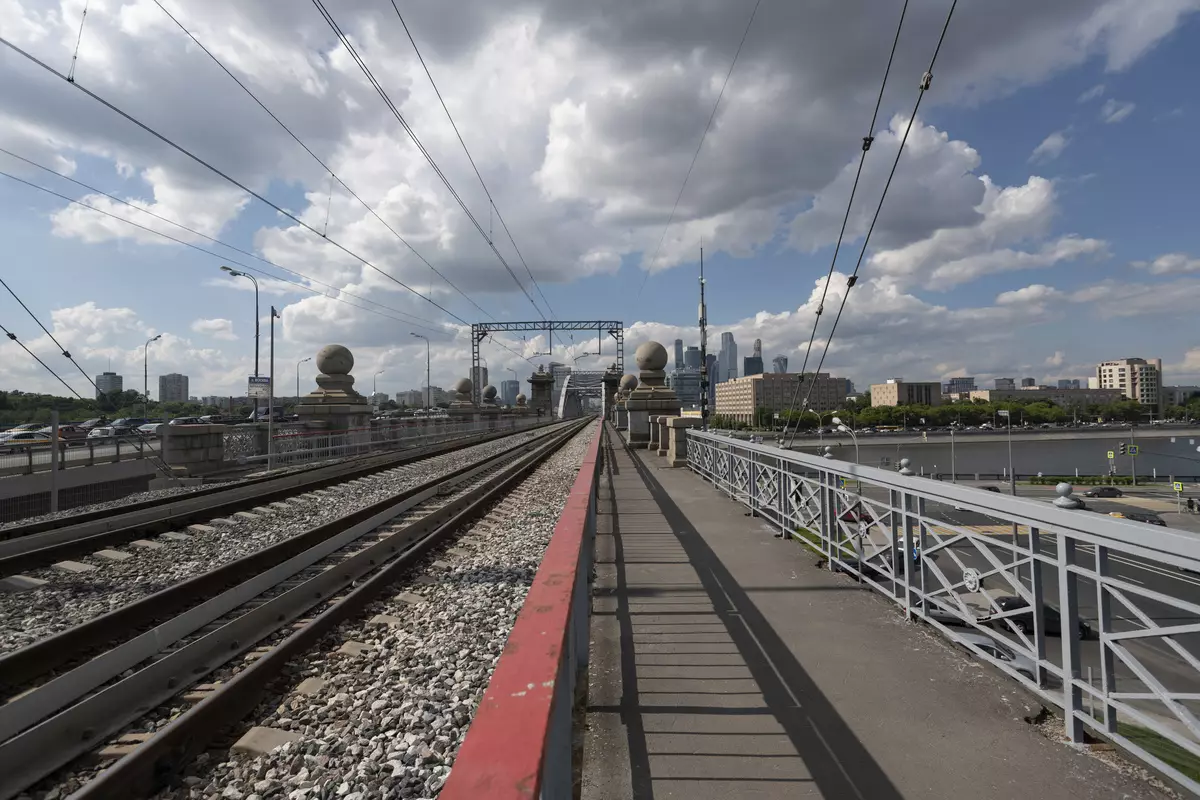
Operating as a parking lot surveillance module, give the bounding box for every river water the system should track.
[787,430,1200,479]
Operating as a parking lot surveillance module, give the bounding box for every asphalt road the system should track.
[0,439,161,474]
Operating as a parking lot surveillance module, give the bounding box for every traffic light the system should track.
[1119,442,1127,456]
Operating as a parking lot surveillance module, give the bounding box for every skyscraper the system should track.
[96,371,123,397]
[683,346,701,369]
[470,366,489,392]
[705,354,718,406]
[500,379,520,406]
[674,339,684,370]
[772,355,788,374]
[743,339,764,377]
[717,332,738,382]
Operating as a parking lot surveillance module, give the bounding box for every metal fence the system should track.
[686,429,1200,793]
[235,417,542,467]
[0,435,158,477]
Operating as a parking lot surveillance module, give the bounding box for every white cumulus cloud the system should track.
[1132,252,1200,274]
[190,318,238,341]
[1029,131,1070,163]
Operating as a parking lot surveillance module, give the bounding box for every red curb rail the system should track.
[441,422,603,800]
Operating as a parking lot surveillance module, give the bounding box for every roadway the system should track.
[0,440,162,477]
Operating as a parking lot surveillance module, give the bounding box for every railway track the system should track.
[0,419,555,574]
[0,417,592,800]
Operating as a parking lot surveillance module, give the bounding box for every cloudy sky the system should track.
[1,0,1198,400]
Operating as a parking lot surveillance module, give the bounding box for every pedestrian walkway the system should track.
[582,426,1169,799]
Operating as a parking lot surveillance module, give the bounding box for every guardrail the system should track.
[0,435,158,478]
[686,429,1200,794]
[440,423,603,800]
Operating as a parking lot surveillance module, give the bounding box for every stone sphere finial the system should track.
[619,374,639,391]
[454,377,472,395]
[1053,481,1083,508]
[635,341,668,371]
[483,384,498,401]
[515,393,527,406]
[316,344,354,376]
[823,445,834,459]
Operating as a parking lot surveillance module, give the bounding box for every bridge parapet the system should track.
[684,428,1200,794]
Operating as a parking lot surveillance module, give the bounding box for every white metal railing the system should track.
[686,429,1200,793]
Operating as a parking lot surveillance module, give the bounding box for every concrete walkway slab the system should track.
[582,427,1170,800]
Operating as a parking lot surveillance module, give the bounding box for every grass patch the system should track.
[1117,722,1200,783]
[790,526,824,556]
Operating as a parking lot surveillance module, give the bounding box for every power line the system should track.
[633,0,764,308]
[146,0,498,324]
[787,0,958,447]
[0,276,107,399]
[0,322,86,400]
[0,34,472,328]
[780,0,910,442]
[388,0,555,319]
[309,0,546,320]
[0,167,453,337]
[0,146,449,335]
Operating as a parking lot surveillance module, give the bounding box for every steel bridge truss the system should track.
[470,320,624,406]
[686,429,1200,794]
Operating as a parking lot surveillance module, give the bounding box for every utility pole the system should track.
[698,246,709,432]
[1130,422,1137,486]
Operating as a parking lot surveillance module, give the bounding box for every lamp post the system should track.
[268,306,279,470]
[296,356,311,404]
[832,417,859,464]
[411,333,430,409]
[221,266,261,420]
[998,409,1014,493]
[373,370,385,409]
[143,334,162,420]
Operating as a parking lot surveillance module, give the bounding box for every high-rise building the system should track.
[674,339,684,370]
[500,379,520,406]
[717,332,738,383]
[715,372,849,422]
[742,355,764,377]
[870,379,943,407]
[96,371,123,397]
[1021,377,1036,388]
[158,373,189,403]
[683,346,701,370]
[470,366,489,392]
[369,392,389,406]
[1056,379,1081,390]
[667,369,703,409]
[772,355,788,374]
[994,377,1016,390]
[944,377,976,394]
[1097,358,1163,412]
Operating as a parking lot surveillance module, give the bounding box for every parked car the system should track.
[957,631,1037,681]
[986,595,1093,639]
[0,430,53,453]
[1109,511,1166,526]
[1083,486,1123,498]
[169,417,203,426]
[36,424,87,445]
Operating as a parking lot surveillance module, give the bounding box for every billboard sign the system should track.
[248,376,271,399]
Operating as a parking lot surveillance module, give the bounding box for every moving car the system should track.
[0,430,53,453]
[87,426,115,440]
[137,422,163,438]
[3,423,43,434]
[169,417,203,426]
[36,424,87,445]
[953,485,1002,512]
[986,595,1093,639]
[1109,511,1166,526]
[109,418,149,435]
[1082,486,1123,498]
[957,631,1037,681]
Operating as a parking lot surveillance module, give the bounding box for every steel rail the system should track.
[0,421,555,575]
[0,420,573,691]
[0,418,590,799]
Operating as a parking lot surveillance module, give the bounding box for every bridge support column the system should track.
[666,417,702,466]
[624,342,680,449]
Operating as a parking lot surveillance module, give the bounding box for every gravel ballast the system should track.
[0,427,560,655]
[153,421,596,800]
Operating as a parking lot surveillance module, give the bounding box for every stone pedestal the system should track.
[448,377,478,423]
[614,374,637,431]
[648,415,662,452]
[666,417,702,467]
[602,364,621,420]
[656,416,671,457]
[160,423,229,475]
[624,343,680,449]
[528,366,554,418]
[615,403,629,430]
[294,345,372,431]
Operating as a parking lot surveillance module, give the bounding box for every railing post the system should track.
[1095,545,1118,733]
[87,440,94,467]
[1058,537,1084,742]
[1030,526,1047,687]
[24,446,32,476]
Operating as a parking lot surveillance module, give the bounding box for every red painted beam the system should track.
[441,424,602,800]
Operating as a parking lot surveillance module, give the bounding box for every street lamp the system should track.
[296,356,312,403]
[411,333,430,409]
[220,266,260,378]
[373,370,385,407]
[143,334,162,420]
[998,408,1014,493]
[832,417,860,464]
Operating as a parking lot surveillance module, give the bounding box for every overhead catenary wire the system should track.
[780,0,910,442]
[633,0,764,309]
[0,147,447,334]
[0,34,473,329]
[389,1,555,319]
[145,0,498,324]
[309,0,546,320]
[786,0,958,448]
[0,322,86,400]
[0,168,452,338]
